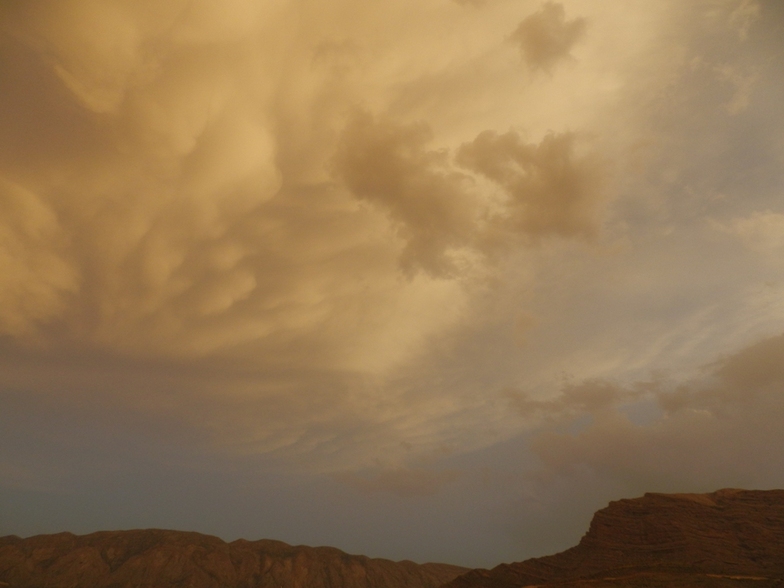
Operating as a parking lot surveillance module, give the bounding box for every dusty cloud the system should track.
[9,0,699,383]
[1,0,486,370]
[456,130,605,241]
[713,211,784,254]
[510,2,587,72]
[335,113,606,275]
[0,0,775,437]
[335,467,462,498]
[729,0,762,40]
[334,111,481,277]
[0,0,613,473]
[526,332,784,490]
[0,0,774,459]
[0,179,77,337]
[452,0,488,7]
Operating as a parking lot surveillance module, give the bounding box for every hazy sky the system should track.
[2,0,784,569]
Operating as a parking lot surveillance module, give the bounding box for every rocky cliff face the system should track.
[0,530,467,588]
[442,489,784,588]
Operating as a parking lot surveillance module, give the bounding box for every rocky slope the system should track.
[442,488,784,588]
[0,530,467,588]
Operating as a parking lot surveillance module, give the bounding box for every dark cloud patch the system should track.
[333,111,481,277]
[334,113,606,276]
[457,130,605,240]
[511,2,587,72]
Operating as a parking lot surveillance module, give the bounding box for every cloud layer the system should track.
[511,1,586,72]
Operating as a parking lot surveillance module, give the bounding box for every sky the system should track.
[1,0,784,570]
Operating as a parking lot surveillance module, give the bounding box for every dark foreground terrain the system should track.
[2,488,784,588]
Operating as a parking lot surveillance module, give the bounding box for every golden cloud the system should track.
[1,0,768,474]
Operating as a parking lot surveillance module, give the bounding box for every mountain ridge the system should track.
[0,529,467,588]
[3,488,784,588]
[440,488,784,588]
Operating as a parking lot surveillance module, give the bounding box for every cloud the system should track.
[333,111,481,277]
[526,332,784,491]
[508,379,638,420]
[0,0,624,373]
[711,331,784,393]
[510,2,587,73]
[729,0,761,40]
[335,467,461,497]
[0,179,78,337]
[0,0,775,484]
[714,63,758,114]
[334,111,607,277]
[456,130,605,241]
[713,211,784,254]
[0,1,479,372]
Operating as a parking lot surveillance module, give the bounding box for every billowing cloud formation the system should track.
[0,0,610,364]
[0,0,627,477]
[0,0,774,439]
[334,112,480,277]
[511,2,586,72]
[2,0,487,369]
[334,113,605,275]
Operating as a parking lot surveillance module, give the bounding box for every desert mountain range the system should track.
[2,489,783,588]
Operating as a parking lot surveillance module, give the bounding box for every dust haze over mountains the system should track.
[1,0,784,569]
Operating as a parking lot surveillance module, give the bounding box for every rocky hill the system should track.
[3,489,784,588]
[0,530,467,588]
[442,488,784,588]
